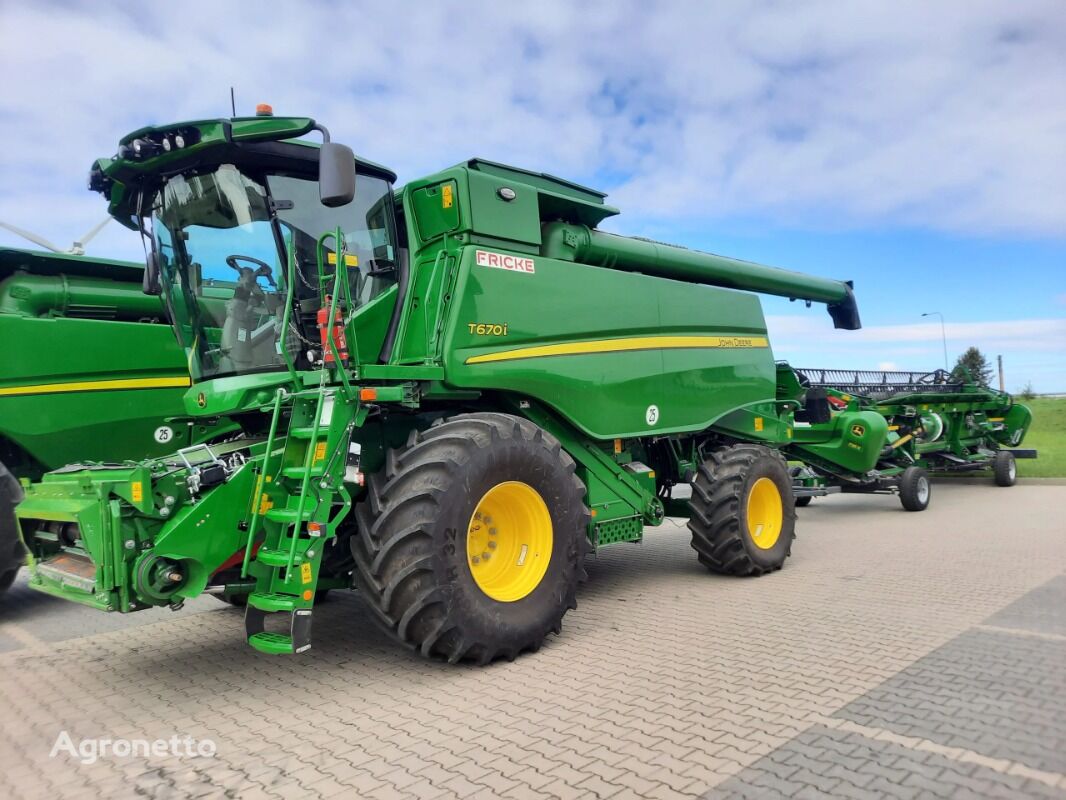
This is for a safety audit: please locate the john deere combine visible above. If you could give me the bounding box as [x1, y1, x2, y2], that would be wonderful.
[17, 110, 893, 661]
[0, 247, 231, 594]
[786, 368, 1034, 510]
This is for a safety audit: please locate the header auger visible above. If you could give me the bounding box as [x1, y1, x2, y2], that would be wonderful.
[18, 110, 900, 660]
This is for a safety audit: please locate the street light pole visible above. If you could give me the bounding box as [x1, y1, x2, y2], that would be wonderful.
[922, 312, 948, 371]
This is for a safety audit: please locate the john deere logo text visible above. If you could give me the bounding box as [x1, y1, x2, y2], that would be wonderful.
[475, 250, 535, 274]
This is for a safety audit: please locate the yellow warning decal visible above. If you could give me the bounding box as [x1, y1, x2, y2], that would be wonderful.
[326, 252, 359, 268]
[300, 562, 313, 584]
[754, 417, 764, 432]
[442, 183, 454, 208]
[131, 481, 143, 502]
[313, 442, 327, 463]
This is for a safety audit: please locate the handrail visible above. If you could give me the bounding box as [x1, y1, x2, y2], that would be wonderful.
[241, 387, 286, 577]
[286, 373, 327, 572]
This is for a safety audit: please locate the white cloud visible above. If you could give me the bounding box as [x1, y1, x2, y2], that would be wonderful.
[768, 315, 1066, 351]
[0, 0, 1064, 261]
[767, 313, 1066, 391]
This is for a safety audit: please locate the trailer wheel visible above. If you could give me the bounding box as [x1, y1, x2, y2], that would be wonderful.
[899, 466, 931, 511]
[993, 451, 1017, 487]
[351, 413, 590, 664]
[688, 445, 796, 576]
[795, 496, 813, 507]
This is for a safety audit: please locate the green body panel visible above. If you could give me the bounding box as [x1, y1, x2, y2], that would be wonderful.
[790, 410, 889, 474]
[440, 247, 776, 438]
[0, 248, 230, 477]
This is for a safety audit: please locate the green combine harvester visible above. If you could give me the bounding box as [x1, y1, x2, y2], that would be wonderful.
[0, 247, 231, 594]
[786, 367, 1034, 510]
[16, 109, 952, 661]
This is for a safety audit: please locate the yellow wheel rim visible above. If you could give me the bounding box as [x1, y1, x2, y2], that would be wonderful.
[466, 481, 553, 602]
[746, 477, 783, 550]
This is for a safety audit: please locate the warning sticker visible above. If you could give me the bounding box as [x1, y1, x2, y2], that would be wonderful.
[475, 250, 535, 274]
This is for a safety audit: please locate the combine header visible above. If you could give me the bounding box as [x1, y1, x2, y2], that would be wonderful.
[16, 109, 908, 661]
[786, 367, 1034, 510]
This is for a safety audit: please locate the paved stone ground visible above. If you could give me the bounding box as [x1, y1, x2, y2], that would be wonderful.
[0, 482, 1063, 799]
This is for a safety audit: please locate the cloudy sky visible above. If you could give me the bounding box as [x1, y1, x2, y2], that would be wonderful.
[1, 1, 1063, 390]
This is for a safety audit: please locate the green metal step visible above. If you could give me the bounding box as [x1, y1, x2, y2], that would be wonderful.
[288, 427, 321, 439]
[281, 465, 324, 480]
[248, 632, 295, 655]
[247, 592, 301, 613]
[254, 547, 303, 568]
[264, 506, 311, 525]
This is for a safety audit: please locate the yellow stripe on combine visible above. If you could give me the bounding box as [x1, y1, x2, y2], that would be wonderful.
[465, 335, 769, 365]
[0, 376, 191, 397]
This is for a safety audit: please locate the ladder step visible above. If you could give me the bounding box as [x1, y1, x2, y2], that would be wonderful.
[247, 592, 300, 613]
[248, 632, 296, 655]
[254, 547, 303, 568]
[281, 465, 324, 480]
[288, 427, 321, 439]
[264, 507, 311, 525]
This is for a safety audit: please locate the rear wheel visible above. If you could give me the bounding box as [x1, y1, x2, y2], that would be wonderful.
[351, 413, 590, 664]
[899, 466, 931, 511]
[993, 451, 1017, 487]
[794, 495, 813, 507]
[688, 445, 796, 576]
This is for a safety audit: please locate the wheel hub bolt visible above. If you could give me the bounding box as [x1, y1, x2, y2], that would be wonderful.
[482, 552, 491, 560]
[488, 541, 497, 550]
[489, 528, 497, 536]
[471, 556, 480, 565]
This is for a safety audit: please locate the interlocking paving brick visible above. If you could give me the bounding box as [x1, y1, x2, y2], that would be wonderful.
[0, 484, 1064, 799]
[834, 626, 1066, 774]
[705, 726, 1065, 799]
[983, 574, 1066, 637]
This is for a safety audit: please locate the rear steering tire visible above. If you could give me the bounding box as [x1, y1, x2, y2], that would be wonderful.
[351, 413, 590, 664]
[688, 445, 796, 576]
[899, 466, 931, 511]
[794, 495, 813, 507]
[993, 451, 1017, 487]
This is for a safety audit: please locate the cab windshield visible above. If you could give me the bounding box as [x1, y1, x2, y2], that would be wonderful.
[150, 163, 397, 381]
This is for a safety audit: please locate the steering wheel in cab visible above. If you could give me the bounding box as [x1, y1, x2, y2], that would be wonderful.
[225, 255, 277, 289]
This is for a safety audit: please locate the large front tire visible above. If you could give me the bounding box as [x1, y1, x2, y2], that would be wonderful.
[351, 413, 590, 664]
[688, 445, 796, 576]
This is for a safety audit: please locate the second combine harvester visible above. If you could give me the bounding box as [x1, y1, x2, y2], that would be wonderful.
[20, 110, 876, 660]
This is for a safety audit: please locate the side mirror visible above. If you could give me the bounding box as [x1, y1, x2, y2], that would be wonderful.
[143, 252, 162, 296]
[319, 142, 356, 207]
